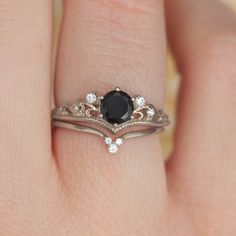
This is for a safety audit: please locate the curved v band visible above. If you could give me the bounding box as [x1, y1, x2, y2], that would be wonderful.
[52, 120, 167, 155]
[52, 88, 170, 154]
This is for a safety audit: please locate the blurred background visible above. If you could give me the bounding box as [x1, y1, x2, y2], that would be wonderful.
[54, 0, 236, 158]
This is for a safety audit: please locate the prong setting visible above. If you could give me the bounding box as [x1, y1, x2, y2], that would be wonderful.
[53, 87, 170, 154]
[86, 93, 97, 104]
[104, 137, 124, 153]
[134, 95, 145, 108]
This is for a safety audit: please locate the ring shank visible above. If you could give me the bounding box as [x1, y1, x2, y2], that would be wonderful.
[52, 119, 170, 159]
[51, 89, 170, 154]
[52, 120, 165, 141]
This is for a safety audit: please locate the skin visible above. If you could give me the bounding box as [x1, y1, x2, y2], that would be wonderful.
[0, 0, 236, 235]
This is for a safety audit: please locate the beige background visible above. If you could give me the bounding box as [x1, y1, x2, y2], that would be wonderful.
[54, 0, 236, 157]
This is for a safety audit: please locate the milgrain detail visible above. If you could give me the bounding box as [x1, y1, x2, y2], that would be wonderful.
[52, 88, 170, 153]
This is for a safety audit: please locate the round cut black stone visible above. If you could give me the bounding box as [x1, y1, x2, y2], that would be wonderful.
[100, 90, 134, 124]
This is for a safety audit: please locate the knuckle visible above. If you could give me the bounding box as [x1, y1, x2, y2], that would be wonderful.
[182, 29, 236, 99]
[194, 30, 236, 95]
[79, 0, 159, 24]
[95, 0, 153, 12]
[192, 29, 236, 82]
[208, 30, 236, 55]
[0, 1, 47, 32]
[207, 31, 236, 82]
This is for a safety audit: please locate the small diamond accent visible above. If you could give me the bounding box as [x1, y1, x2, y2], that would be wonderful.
[59, 105, 69, 115]
[71, 104, 80, 113]
[115, 138, 123, 145]
[134, 96, 145, 107]
[147, 108, 155, 117]
[157, 110, 165, 121]
[105, 137, 113, 145]
[86, 93, 97, 104]
[108, 143, 118, 154]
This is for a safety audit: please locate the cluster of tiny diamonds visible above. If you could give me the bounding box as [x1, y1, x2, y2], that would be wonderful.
[53, 90, 169, 154]
[104, 137, 123, 154]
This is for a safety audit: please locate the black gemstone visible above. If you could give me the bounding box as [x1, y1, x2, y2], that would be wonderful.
[100, 90, 134, 124]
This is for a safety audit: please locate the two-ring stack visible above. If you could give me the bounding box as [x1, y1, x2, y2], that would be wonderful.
[52, 88, 170, 154]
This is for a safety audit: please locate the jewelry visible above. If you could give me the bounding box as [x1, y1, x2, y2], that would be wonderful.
[52, 88, 170, 154]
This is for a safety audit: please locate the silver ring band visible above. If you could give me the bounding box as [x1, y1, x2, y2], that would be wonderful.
[52, 88, 170, 154]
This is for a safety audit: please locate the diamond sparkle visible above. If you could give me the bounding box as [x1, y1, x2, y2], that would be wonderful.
[86, 93, 97, 104]
[108, 143, 118, 154]
[134, 96, 145, 107]
[105, 137, 113, 145]
[115, 138, 123, 145]
[147, 108, 155, 117]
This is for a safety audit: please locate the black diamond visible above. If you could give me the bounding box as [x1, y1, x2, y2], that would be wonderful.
[100, 90, 134, 124]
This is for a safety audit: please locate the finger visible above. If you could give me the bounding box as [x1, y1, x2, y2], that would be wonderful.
[0, 0, 58, 229]
[55, 0, 168, 232]
[0, 0, 53, 190]
[166, 0, 236, 227]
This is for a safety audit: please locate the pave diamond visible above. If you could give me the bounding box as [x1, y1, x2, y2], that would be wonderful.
[108, 143, 118, 154]
[71, 104, 80, 113]
[147, 108, 155, 117]
[86, 93, 97, 104]
[105, 137, 113, 145]
[59, 105, 69, 115]
[134, 96, 145, 107]
[115, 138, 123, 145]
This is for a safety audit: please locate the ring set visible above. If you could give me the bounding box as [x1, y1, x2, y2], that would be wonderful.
[52, 88, 170, 154]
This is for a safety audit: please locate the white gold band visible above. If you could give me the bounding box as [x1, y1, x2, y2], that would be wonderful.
[51, 88, 170, 154]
